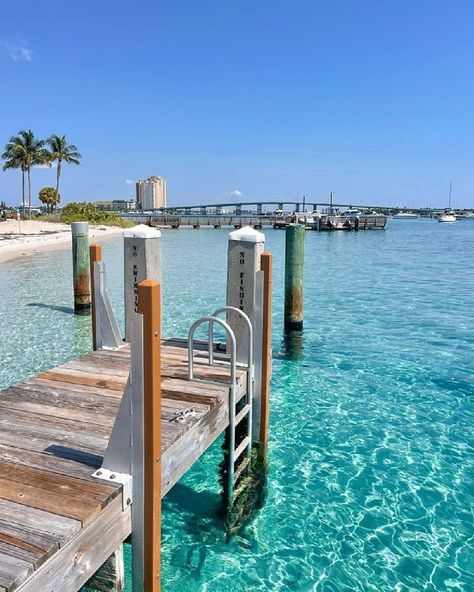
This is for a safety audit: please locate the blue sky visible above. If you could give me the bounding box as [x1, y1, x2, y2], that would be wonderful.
[1, 0, 473, 208]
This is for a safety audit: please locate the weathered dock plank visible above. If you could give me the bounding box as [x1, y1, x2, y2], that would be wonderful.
[15, 496, 131, 592]
[0, 337, 244, 592]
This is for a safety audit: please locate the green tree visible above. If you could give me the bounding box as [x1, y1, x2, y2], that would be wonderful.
[1, 141, 27, 212]
[1, 130, 46, 219]
[38, 186, 60, 213]
[46, 135, 82, 209]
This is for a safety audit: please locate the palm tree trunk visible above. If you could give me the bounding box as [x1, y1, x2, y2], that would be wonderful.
[21, 169, 25, 212]
[55, 160, 61, 213]
[27, 167, 32, 220]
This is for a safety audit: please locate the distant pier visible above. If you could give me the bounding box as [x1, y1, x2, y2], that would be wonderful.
[126, 213, 387, 231]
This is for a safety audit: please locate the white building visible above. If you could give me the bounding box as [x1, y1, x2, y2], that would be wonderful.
[136, 176, 167, 210]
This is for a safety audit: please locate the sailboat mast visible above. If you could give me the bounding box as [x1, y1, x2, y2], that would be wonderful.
[448, 181, 452, 209]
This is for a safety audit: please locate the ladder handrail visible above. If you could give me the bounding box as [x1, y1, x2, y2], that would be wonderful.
[209, 306, 253, 371]
[210, 307, 254, 464]
[187, 316, 237, 386]
[188, 316, 238, 499]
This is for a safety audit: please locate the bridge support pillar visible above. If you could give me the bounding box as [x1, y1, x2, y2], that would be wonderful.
[236, 204, 242, 215]
[295, 203, 300, 213]
[200, 206, 207, 216]
[257, 203, 262, 215]
[278, 203, 284, 211]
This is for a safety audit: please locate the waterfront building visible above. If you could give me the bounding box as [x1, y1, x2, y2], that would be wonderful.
[94, 199, 136, 211]
[136, 176, 167, 210]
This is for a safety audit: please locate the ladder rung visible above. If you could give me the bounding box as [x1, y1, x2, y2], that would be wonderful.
[234, 404, 251, 426]
[234, 436, 251, 462]
[233, 456, 250, 485]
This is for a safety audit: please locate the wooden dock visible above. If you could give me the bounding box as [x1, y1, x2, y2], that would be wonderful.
[0, 339, 247, 592]
[0, 224, 273, 591]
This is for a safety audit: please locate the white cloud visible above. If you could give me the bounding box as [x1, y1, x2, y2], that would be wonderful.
[2, 42, 33, 62]
[125, 179, 135, 185]
[34, 163, 54, 169]
[231, 189, 242, 197]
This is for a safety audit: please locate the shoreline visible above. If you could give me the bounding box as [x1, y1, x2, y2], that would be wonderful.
[0, 221, 124, 264]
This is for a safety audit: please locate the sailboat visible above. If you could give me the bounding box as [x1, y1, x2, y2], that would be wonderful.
[438, 182, 456, 223]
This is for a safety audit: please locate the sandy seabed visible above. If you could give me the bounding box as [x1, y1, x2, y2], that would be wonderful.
[0, 220, 123, 263]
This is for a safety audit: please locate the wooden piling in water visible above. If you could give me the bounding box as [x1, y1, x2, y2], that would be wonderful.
[284, 224, 305, 331]
[138, 279, 162, 592]
[89, 244, 102, 351]
[258, 252, 272, 462]
[71, 222, 91, 315]
[87, 545, 125, 591]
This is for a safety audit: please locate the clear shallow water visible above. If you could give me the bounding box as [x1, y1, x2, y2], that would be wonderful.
[0, 220, 473, 591]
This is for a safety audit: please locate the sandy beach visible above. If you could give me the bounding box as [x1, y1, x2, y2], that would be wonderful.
[0, 220, 124, 264]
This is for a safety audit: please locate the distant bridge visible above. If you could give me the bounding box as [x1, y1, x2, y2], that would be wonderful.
[151, 200, 434, 215]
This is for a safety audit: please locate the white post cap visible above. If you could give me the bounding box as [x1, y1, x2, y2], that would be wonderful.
[228, 226, 265, 243]
[71, 221, 89, 235]
[123, 224, 162, 238]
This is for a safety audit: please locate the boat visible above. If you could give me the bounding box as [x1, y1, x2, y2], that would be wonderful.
[438, 211, 456, 223]
[341, 208, 361, 218]
[456, 211, 474, 219]
[393, 211, 420, 219]
[437, 181, 457, 223]
[297, 213, 316, 227]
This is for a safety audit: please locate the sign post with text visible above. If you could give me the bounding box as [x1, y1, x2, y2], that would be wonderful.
[124, 225, 162, 342]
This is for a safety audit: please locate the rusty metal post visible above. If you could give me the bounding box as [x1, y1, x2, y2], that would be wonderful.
[89, 244, 102, 351]
[138, 280, 162, 592]
[258, 252, 272, 461]
[71, 222, 91, 315]
[284, 224, 305, 331]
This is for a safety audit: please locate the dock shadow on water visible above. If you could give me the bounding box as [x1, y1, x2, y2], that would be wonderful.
[164, 483, 222, 526]
[27, 302, 76, 315]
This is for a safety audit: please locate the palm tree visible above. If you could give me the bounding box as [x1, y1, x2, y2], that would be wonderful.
[1, 144, 26, 210]
[2, 130, 45, 219]
[46, 135, 82, 209]
[38, 186, 60, 213]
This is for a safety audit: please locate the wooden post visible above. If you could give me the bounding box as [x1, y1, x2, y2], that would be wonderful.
[138, 280, 161, 592]
[284, 224, 305, 331]
[90, 244, 102, 351]
[124, 225, 162, 342]
[258, 252, 272, 461]
[226, 226, 265, 362]
[87, 545, 125, 591]
[71, 222, 91, 315]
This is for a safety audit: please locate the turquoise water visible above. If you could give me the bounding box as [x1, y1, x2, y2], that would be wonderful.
[0, 220, 473, 591]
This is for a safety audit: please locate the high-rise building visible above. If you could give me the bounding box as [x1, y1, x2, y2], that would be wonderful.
[136, 176, 167, 210]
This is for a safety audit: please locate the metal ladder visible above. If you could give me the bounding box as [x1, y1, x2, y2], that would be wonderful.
[187, 307, 254, 502]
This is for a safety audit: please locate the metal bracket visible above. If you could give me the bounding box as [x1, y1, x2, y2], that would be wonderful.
[92, 468, 133, 511]
[91, 313, 144, 521]
[93, 261, 123, 350]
